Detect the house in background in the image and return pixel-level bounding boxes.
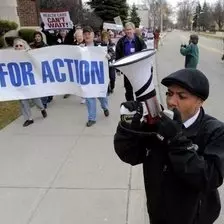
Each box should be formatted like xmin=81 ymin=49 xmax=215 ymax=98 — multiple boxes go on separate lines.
xmin=0 ymin=0 xmax=20 ymax=25
xmin=0 ymin=0 xmax=83 ymax=27
xmin=136 ymin=4 xmax=150 ymax=28
xmin=17 ymin=0 xmax=39 ymax=26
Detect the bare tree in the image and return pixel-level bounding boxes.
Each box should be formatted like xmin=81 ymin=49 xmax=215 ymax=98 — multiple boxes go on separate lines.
xmin=211 ymin=0 xmax=224 ymax=30
xmin=144 ymin=0 xmax=173 ymax=30
xmin=176 ymin=0 xmax=197 ymax=30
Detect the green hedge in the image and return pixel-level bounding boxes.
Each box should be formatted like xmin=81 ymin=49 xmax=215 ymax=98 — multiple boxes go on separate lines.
xmin=18 ymin=29 xmax=36 ymax=44
xmin=0 ymin=20 xmax=18 ymax=35
xmin=4 ymin=36 xmax=17 ymax=47
xmin=0 ymin=36 xmax=4 ymax=48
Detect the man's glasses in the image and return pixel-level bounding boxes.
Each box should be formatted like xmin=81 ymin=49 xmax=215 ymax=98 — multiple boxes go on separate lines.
xmin=15 ymin=44 xmax=23 ymax=48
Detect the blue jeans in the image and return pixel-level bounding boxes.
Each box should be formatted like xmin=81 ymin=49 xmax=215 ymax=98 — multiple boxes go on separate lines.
xmin=41 ymin=97 xmax=48 ymax=107
xmin=86 ymin=97 xmax=108 ymax=121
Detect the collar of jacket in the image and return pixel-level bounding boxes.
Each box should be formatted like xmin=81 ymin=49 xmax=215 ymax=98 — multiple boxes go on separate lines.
xmin=32 ymin=41 xmax=46 ymax=48
xmin=183 ymin=107 xmax=204 ymax=138
xmin=124 ymin=35 xmax=136 ymax=43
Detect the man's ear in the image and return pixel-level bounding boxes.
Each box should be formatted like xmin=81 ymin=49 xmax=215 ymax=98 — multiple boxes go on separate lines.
xmin=197 ymin=98 xmax=204 ymax=108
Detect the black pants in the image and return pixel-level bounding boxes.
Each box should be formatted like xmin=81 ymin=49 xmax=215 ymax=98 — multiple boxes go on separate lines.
xmin=109 ymin=67 xmax=116 ymax=90
xmin=124 ymin=76 xmax=134 ymax=101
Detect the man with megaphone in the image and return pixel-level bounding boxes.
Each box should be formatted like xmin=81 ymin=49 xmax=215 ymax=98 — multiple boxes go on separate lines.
xmin=114 ymin=68 xmax=224 ymax=224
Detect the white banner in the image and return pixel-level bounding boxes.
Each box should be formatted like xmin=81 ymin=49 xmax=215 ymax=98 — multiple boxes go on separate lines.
xmin=0 ymin=46 xmax=109 ymax=102
xmin=103 ymin=22 xmax=123 ymax=31
xmin=40 ymin=11 xmax=73 ymax=30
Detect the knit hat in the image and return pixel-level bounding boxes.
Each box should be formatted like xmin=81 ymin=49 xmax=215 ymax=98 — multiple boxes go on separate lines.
xmin=161 ymin=68 xmax=209 ymax=100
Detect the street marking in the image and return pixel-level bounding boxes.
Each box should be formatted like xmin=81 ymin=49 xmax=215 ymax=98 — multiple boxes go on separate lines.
xmin=180 ymin=35 xmax=223 ymax=54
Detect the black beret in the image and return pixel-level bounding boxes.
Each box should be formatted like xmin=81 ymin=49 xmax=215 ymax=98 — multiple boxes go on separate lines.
xmin=161 ymin=68 xmax=209 ymax=100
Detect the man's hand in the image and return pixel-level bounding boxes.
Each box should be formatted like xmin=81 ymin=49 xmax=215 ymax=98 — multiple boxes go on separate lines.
xmin=120 ymin=101 xmax=143 ymax=130
xmin=181 ymin=44 xmax=187 ymax=48
xmin=156 ymin=108 xmax=183 ymax=143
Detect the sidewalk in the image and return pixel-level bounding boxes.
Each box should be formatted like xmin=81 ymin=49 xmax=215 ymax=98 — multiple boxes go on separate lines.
xmin=0 ymin=74 xmax=150 ymax=223
xmin=197 ymin=31 xmax=224 ymax=40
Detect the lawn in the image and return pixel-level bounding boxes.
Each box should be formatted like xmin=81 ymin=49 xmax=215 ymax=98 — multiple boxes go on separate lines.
xmin=0 ymin=101 xmax=21 ymax=130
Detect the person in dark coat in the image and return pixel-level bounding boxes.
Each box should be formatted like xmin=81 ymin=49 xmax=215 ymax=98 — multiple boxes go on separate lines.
xmin=114 ymin=68 xmax=224 ymax=224
xmin=101 ymin=31 xmax=116 ymax=94
xmin=30 ymin=31 xmax=53 ymax=107
xmin=116 ymin=22 xmax=147 ymax=101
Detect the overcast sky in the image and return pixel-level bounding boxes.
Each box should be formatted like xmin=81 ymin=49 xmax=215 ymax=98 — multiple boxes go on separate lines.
xmin=128 ymin=0 xmax=217 ymax=7
xmin=82 ymin=0 xmax=217 ymax=7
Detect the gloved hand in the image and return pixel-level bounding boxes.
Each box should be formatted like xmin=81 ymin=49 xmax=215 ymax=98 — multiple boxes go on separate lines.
xmin=120 ymin=101 xmax=143 ymax=130
xmin=181 ymin=44 xmax=187 ymax=48
xmin=156 ymin=108 xmax=183 ymax=144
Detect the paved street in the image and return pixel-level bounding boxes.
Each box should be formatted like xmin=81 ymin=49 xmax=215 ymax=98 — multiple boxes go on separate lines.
xmin=0 ymin=29 xmax=223 ymax=224
xmin=156 ymin=30 xmax=224 ymax=224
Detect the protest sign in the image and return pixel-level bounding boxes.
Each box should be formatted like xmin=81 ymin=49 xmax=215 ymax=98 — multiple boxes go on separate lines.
xmin=103 ymin=22 xmax=123 ymax=31
xmin=40 ymin=11 xmax=73 ymax=30
xmin=114 ymin=16 xmax=123 ymax=29
xmin=0 ymin=46 xmax=109 ymax=101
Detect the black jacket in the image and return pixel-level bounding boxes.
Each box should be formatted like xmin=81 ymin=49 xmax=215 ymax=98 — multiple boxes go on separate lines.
xmin=115 ymin=35 xmax=147 ymax=60
xmin=30 ymin=41 xmax=47 ymax=49
xmin=114 ymin=108 xmax=224 ymax=224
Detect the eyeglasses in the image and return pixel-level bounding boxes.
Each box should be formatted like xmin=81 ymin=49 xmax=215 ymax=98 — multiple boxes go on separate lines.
xmin=15 ymin=44 xmax=23 ymax=48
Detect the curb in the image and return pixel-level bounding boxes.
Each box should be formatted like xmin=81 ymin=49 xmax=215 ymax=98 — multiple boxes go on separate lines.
xmin=198 ymin=33 xmax=224 ymax=40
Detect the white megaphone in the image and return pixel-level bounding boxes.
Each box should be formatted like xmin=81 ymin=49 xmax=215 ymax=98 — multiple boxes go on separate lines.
xmin=111 ymin=49 xmax=173 ymax=124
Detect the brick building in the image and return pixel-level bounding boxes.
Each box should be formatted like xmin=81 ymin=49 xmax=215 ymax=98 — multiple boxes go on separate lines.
xmin=0 ymin=0 xmax=83 ymax=27
xmin=17 ymin=0 xmax=39 ymax=26
xmin=0 ymin=0 xmax=20 ymax=25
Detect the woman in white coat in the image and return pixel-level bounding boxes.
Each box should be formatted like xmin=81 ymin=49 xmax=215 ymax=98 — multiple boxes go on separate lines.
xmin=13 ymin=38 xmax=47 ymax=127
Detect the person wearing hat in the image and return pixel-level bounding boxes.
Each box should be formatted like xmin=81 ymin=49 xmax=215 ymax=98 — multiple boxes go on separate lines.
xmin=114 ymin=68 xmax=224 ymax=224
xmin=180 ymin=34 xmax=199 ymax=69
xmin=82 ymin=26 xmax=110 ymax=127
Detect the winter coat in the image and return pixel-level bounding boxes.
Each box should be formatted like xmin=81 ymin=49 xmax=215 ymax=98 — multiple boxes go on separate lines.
xmin=180 ymin=43 xmax=199 ymax=69
xmin=30 ymin=41 xmax=47 ymax=49
xmin=115 ymin=35 xmax=147 ymax=60
xmin=114 ymin=108 xmax=224 ymax=224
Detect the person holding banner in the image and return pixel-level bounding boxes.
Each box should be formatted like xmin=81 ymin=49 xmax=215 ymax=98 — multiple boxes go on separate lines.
xmin=114 ymin=69 xmax=224 ymax=224
xmin=83 ymin=26 xmax=110 ymax=127
xmin=30 ymin=31 xmax=53 ymax=107
xmin=116 ymin=22 xmax=147 ymax=101
xmin=101 ymin=31 xmax=116 ymax=94
xmin=73 ymin=29 xmax=85 ymax=46
xmin=14 ymin=38 xmax=48 ymax=127
xmin=73 ymin=29 xmax=86 ymax=104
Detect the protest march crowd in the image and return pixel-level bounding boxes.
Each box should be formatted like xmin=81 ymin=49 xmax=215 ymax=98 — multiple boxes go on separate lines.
xmin=10 ymin=21 xmax=157 ymax=128
xmin=2 ymin=8 xmax=224 ymax=224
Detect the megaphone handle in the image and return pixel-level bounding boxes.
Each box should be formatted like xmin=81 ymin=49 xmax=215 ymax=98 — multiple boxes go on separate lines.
xmin=144 ymin=96 xmax=162 ymax=124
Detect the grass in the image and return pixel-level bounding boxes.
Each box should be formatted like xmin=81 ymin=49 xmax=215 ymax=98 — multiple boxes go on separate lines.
xmin=0 ymin=101 xmax=21 ymax=130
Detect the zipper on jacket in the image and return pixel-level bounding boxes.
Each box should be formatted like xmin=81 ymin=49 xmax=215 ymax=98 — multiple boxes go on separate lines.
xmin=194 ymin=199 xmax=202 ymax=224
